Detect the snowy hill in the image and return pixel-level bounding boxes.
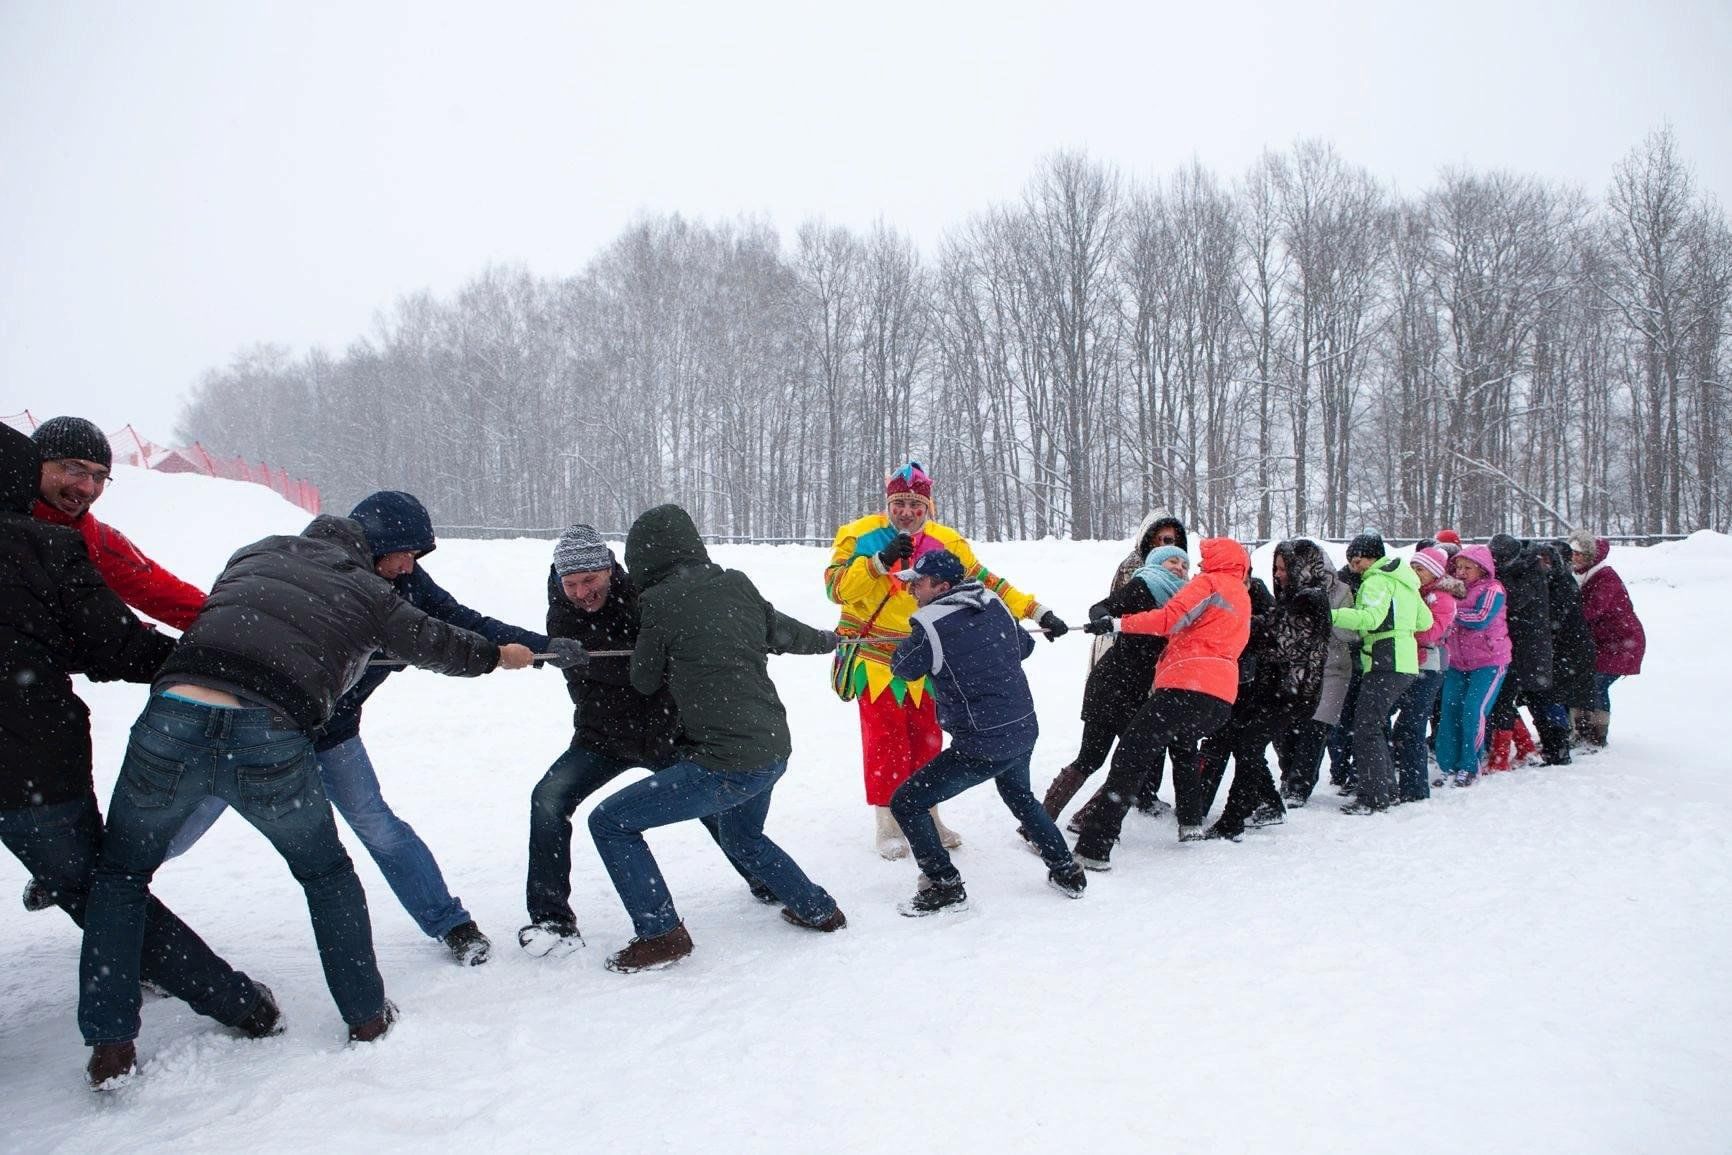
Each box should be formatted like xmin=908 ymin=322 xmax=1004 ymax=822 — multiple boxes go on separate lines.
xmin=4 ymin=472 xmax=1729 ymax=1154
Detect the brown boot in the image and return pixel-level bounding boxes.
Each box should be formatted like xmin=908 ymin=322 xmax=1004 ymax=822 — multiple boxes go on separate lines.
xmin=87 ymin=1041 xmax=137 ymax=1090
xmin=606 ymin=923 xmax=694 ymax=973
xmin=348 ymin=999 xmax=398 ymax=1044
xmin=781 ymin=906 xmax=848 ymax=932
xmin=1041 ymin=764 xmax=1089 ymax=820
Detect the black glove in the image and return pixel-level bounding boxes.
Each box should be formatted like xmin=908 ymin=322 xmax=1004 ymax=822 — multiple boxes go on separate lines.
xmin=1082 ymin=617 xmax=1116 ymax=636
xmin=1087 ymin=602 xmax=1112 ymax=625
xmin=1038 ymin=610 xmax=1069 ymax=641
xmin=543 ymin=638 xmax=590 ymax=671
xmin=877 ymin=533 xmax=915 ymax=567
xmin=819 ymin=630 xmax=842 ymax=653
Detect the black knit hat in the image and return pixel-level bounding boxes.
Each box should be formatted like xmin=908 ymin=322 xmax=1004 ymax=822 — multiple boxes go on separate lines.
xmin=1346 ymin=531 xmax=1386 ymax=561
xmin=32 ymin=416 xmax=112 ymax=469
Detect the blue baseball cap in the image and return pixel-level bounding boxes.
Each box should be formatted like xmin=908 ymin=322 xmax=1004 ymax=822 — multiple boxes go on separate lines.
xmin=894 ymin=548 xmax=966 ymax=586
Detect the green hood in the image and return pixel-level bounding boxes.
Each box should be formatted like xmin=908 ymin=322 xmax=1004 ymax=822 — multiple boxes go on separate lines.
xmin=624 ymin=504 xmax=710 ymax=590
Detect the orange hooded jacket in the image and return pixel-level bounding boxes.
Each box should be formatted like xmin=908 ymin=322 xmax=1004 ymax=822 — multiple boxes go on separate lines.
xmin=1119 ymin=537 xmax=1251 ymax=704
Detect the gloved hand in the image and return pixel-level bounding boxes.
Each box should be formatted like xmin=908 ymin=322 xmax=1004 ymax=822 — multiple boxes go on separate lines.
xmin=1087 ymin=602 xmax=1112 ymax=626
xmin=1038 ymin=610 xmax=1069 ymax=641
xmin=819 ymin=630 xmax=843 ymax=653
xmin=543 ymin=638 xmax=590 ymax=671
xmin=1082 ymin=616 xmax=1116 ymax=636
xmin=877 ymin=533 xmax=915 ymax=567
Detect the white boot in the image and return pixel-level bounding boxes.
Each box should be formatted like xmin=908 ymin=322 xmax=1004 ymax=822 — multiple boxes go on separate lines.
xmin=874 ymin=806 xmax=909 ymax=860
xmin=931 ymin=805 xmax=963 ymax=850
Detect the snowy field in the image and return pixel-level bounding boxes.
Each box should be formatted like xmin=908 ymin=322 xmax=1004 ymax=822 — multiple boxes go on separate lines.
xmin=4 ymin=468 xmax=1730 ymax=1154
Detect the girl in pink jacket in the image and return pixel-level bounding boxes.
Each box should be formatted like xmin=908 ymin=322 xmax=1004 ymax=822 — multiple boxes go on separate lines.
xmin=1436 ymin=545 xmax=1509 ymax=787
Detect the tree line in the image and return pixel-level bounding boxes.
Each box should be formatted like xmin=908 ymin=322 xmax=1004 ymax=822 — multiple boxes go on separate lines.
xmin=177 ymin=127 xmax=1730 ymax=542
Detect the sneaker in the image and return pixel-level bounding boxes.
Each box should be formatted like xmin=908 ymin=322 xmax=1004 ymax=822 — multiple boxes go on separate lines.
xmin=1452 ymin=771 xmax=1477 ymax=788
xmin=22 ymin=877 xmax=54 ymax=912
xmin=897 ymin=874 xmax=968 ymax=917
xmin=1177 ymin=824 xmax=1205 ymax=842
xmin=747 ymin=879 xmax=781 ymax=905
xmin=234 ymin=981 xmax=284 ymax=1039
xmin=781 ymin=906 xmax=848 ymax=932
xmin=348 ymin=999 xmax=398 ymax=1044
xmin=442 ymin=920 xmax=492 ymax=967
xmin=86 ymin=1041 xmax=137 ymax=1090
xmin=518 ymin=919 xmax=584 ymax=958
xmin=1203 ymin=823 xmax=1243 ymax=842
xmin=606 ymin=923 xmax=694 ymax=973
xmin=1047 ymin=862 xmax=1087 ymax=898
xmin=1339 ymin=800 xmax=1387 ymax=816
xmin=1280 ymin=791 xmax=1309 ymax=810
xmin=1247 ymin=803 xmax=1286 ymax=828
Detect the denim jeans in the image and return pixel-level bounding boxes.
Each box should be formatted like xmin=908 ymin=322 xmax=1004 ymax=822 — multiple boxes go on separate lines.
xmin=80 ymin=695 xmax=385 ymax=1044
xmin=1391 ymin=669 xmax=1444 ymax=801
xmin=890 ymin=748 xmax=1071 ymax=882
xmin=588 ymin=759 xmax=836 ymax=939
xmin=528 ymin=744 xmax=763 ymax=926
xmin=167 ymin=735 xmax=470 ymax=939
xmin=1 ymin=794 xmax=260 ymax=1030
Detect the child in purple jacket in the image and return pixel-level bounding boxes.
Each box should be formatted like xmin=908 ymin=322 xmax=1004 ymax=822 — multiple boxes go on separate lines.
xmin=1436 ymin=545 xmax=1511 ymax=787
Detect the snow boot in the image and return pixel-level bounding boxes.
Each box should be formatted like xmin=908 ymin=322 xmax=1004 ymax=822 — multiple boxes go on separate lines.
xmin=86 ymin=1041 xmax=136 ymax=1090
xmin=22 ymin=877 xmax=54 ymax=912
xmin=348 ymin=999 xmax=398 ymax=1043
xmin=1041 ymin=763 xmax=1089 ymax=820
xmin=1452 ymin=771 xmax=1477 ymax=788
xmin=606 ymin=923 xmax=694 ymax=973
xmin=234 ymin=982 xmax=285 ymax=1039
xmin=1510 ymin=718 xmax=1539 ymax=766
xmin=442 ymin=920 xmax=491 ymax=966
xmin=747 ymin=879 xmax=781 ymax=905
xmin=1066 ymin=792 xmax=1106 ymax=835
xmin=1340 ymin=800 xmax=1387 ymax=816
xmin=1177 ymin=824 xmax=1206 ymax=843
xmin=1047 ymin=861 xmax=1087 ymax=898
xmin=1587 ymin=710 xmax=1611 ymax=748
xmin=874 ymin=806 xmax=909 ymax=860
xmin=1280 ymin=789 xmax=1309 ymax=809
xmin=1248 ymin=802 xmax=1286 ymax=828
xmin=1485 ymin=730 xmax=1514 ymax=773
xmin=898 ymin=874 xmax=968 ymax=917
xmin=1202 ymin=823 xmax=1243 ymax=842
xmin=931 ymin=806 xmax=963 ymax=851
xmin=781 ymin=905 xmax=848 ymax=932
xmin=518 ymin=919 xmax=584 ymax=958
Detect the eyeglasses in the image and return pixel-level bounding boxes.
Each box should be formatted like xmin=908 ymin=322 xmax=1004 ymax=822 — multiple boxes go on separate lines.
xmin=1153 ymin=533 xmax=1179 ymax=545
xmin=53 ymin=461 xmax=112 ymax=486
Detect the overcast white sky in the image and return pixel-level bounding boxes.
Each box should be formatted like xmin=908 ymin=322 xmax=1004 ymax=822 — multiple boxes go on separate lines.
xmin=3 ymin=0 xmax=1728 ymax=441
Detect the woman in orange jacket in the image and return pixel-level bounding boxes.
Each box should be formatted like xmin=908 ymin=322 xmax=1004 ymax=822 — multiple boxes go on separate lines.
xmin=1073 ymin=538 xmax=1253 ymax=865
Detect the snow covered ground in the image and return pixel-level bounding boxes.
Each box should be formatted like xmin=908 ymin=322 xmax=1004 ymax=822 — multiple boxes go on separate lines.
xmin=4 ymin=468 xmax=1730 ymax=1154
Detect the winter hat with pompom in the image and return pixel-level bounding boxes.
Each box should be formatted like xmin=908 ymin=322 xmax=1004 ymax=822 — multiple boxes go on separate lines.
xmin=885 ymin=461 xmax=934 ymax=509
xmin=1410 ymin=547 xmax=1448 ymax=580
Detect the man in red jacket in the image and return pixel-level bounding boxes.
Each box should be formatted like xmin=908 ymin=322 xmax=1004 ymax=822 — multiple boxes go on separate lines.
xmin=31 ymin=416 xmax=205 ymax=631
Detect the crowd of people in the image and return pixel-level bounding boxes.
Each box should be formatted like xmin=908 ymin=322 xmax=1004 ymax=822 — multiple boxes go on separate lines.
xmin=1 ymin=423 xmax=1649 ymax=1091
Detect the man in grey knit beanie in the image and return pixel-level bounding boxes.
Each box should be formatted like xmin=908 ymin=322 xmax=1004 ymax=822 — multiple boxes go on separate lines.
xmin=554 ymin=524 xmax=612 ymax=578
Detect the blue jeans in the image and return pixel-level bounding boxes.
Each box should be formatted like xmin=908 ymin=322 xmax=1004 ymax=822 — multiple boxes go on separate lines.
xmin=1391 ymin=669 xmax=1444 ymax=801
xmin=588 ymin=759 xmax=836 ymax=939
xmin=890 ymin=748 xmax=1071 ymax=882
xmin=167 ymin=735 xmax=470 ymax=939
xmin=1 ymin=794 xmax=261 ymax=1030
xmin=528 ymin=744 xmax=762 ymax=926
xmin=1594 ymin=673 xmax=1621 ymax=712
xmin=1438 ymin=666 xmax=1506 ymax=774
xmin=80 ymin=695 xmax=385 ymax=1043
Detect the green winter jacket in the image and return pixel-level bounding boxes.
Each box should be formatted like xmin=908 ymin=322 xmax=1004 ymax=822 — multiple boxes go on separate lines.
xmin=1331 ymin=556 xmax=1434 ymax=675
xmin=625 ymin=504 xmax=835 ymax=772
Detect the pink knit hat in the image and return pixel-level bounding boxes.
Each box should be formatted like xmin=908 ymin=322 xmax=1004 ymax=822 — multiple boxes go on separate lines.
xmin=1410 ymin=547 xmax=1448 ymax=580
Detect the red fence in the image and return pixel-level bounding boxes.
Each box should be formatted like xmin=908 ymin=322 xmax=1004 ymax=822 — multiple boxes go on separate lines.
xmin=2 ymin=411 xmax=320 ymax=515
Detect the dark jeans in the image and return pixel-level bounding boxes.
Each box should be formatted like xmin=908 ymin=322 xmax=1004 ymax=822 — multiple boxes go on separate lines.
xmin=1073 ymin=690 xmax=1231 ymax=860
xmin=588 ymin=759 xmax=837 ymax=939
xmin=1391 ymin=669 xmax=1445 ymax=801
xmin=1197 ymin=701 xmax=1302 ymax=834
xmin=1 ymin=794 xmax=260 ymax=1030
xmin=527 ymin=743 xmax=760 ymax=926
xmin=1352 ymin=670 xmax=1415 ymax=808
xmin=1328 ymin=670 xmax=1363 ymax=785
xmin=890 ymin=748 xmax=1072 ymax=882
xmin=80 ymin=695 xmax=385 ymax=1044
xmin=1276 ymin=718 xmax=1331 ymax=803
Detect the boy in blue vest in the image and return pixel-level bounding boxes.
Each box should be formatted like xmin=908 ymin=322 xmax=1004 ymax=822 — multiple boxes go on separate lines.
xmin=887 ymin=549 xmax=1085 ymax=915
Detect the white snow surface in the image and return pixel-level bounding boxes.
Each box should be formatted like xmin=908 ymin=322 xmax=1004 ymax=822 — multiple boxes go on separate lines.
xmin=4 ymin=470 xmax=1729 ymax=1153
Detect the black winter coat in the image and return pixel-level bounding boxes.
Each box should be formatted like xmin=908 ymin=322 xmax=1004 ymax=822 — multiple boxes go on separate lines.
xmin=1263 ymin=544 xmax=1335 ymax=714
xmin=157 ymin=516 xmax=501 ymax=733
xmin=546 ymin=561 xmax=678 ymax=766
xmin=625 ymin=505 xmax=834 ymax=772
xmin=1080 ymin=578 xmax=1165 ymax=729
xmin=0 ymin=425 xmax=176 ymax=810
xmin=1489 ymin=534 xmax=1554 ymax=694
xmin=1538 ymin=542 xmax=1598 ymax=709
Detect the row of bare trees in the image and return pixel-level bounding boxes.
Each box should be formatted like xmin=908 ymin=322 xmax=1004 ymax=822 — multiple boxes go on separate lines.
xmin=179 ymin=128 xmax=1730 ymax=541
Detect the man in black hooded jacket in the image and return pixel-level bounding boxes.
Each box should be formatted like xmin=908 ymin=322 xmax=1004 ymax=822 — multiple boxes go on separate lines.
xmin=0 ymin=424 xmax=280 ymax=1079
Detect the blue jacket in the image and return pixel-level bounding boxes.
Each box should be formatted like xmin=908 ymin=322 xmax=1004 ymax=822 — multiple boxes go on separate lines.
xmin=318 ymin=491 xmax=549 ymax=750
xmin=891 ymin=582 xmax=1037 ymax=761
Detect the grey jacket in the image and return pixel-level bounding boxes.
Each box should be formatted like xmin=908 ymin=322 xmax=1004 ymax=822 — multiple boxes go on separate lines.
xmin=156 ymin=515 xmax=499 ymax=732
xmin=1313 ymin=571 xmax=1358 ymax=726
